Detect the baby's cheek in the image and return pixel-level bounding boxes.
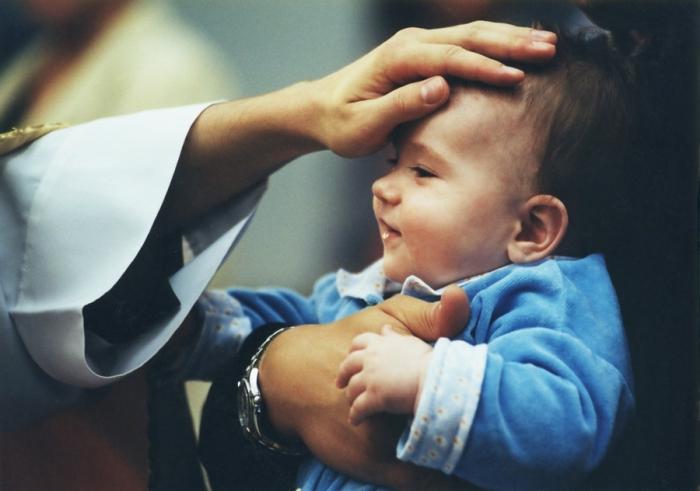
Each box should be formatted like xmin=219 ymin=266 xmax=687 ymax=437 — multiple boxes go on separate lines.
xmin=406 ymin=221 xmax=468 ymax=282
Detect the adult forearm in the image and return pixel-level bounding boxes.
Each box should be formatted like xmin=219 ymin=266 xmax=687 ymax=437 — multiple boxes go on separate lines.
xmin=259 ymin=286 xmax=470 ymax=438
xmin=257 ymin=290 xmax=473 ymax=489
xmin=258 ymin=324 xmax=412 ymax=488
xmin=161 ymin=82 xmax=323 ymax=230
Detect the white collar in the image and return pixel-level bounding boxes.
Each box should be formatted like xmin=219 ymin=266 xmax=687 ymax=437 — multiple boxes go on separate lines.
xmin=336 ymin=256 xmax=577 ymax=302
xmin=335 ymin=259 xmax=482 ymax=301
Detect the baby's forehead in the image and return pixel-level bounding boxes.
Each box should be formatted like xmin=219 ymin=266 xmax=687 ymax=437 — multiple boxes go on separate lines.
xmin=449 ymin=82 xmax=530 ymax=125
xmin=409 ymin=83 xmax=540 ymax=189
xmin=394 ymin=85 xmax=525 ymax=143
xmin=449 ymin=84 xmax=535 ymax=155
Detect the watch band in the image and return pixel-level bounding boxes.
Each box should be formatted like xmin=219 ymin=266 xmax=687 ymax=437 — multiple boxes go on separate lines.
xmin=198 ymin=323 xmax=302 ymax=491
xmin=237 ymin=327 xmax=306 ymax=456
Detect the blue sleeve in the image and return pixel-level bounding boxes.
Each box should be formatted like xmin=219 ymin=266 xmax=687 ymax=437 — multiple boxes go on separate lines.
xmin=398 ymin=262 xmax=634 ymax=490
xmin=225 ymin=286 xmax=319 ymax=329
xmin=399 ymin=330 xmax=634 ymax=490
xmin=183 ymin=274 xmax=338 ymax=381
xmin=478 ymin=329 xmax=632 ymax=489
xmin=224 ymin=272 xmax=341 ymax=329
xmin=182 ymin=286 xmax=320 ymax=381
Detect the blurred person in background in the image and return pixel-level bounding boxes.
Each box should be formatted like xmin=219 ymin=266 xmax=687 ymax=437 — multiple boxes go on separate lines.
xmin=0 ymin=0 xmax=235 ymax=129
xmin=0 ymin=2 xmax=35 ymax=68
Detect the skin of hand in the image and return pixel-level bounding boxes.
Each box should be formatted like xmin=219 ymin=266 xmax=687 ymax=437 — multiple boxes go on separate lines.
xmin=311 ymin=21 xmax=557 ymax=158
xmin=161 ymin=21 xmax=556 ymax=231
xmin=336 ymin=325 xmax=434 ymax=425
xmin=258 ymin=286 xmax=473 ymax=490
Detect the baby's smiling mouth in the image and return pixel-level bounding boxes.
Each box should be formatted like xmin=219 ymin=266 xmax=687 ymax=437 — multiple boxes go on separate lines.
xmin=378 ymin=218 xmax=401 ymax=240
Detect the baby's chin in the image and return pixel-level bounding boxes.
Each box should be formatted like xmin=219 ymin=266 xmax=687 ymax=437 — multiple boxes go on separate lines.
xmin=383 ymin=266 xmax=409 ymax=286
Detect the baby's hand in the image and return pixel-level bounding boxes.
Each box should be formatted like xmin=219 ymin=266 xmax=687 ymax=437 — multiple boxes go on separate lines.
xmin=336 ymin=325 xmax=433 ymax=425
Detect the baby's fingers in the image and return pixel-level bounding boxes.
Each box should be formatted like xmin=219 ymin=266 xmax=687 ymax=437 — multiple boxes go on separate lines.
xmin=348 ymin=332 xmax=380 ymax=353
xmin=336 ymin=350 xmax=366 ymax=388
xmin=348 ymin=392 xmax=382 ymax=426
xmin=344 ymin=372 xmax=367 ymax=406
xmin=380 ymin=324 xmax=403 ymax=337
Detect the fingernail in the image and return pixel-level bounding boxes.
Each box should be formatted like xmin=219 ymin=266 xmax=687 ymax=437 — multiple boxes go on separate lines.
xmin=532 ymin=41 xmax=556 ymax=52
xmin=421 ymin=77 xmax=444 ymax=104
xmin=500 ymin=66 xmax=524 ymax=78
xmin=531 ymin=30 xmax=557 ymax=42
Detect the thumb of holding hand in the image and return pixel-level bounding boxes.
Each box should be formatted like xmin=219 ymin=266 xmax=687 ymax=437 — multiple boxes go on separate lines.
xmin=429 ymin=285 xmax=471 ymax=339
xmin=364 ymin=76 xmax=449 ymax=132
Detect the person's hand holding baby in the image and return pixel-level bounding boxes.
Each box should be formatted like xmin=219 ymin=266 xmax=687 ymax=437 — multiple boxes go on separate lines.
xmin=337 ymin=285 xmax=468 ymax=424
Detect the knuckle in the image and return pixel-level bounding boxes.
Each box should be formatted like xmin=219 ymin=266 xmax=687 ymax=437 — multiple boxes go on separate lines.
xmin=509 ymin=37 xmax=529 ymax=56
xmin=464 ymin=20 xmax=485 ymax=36
xmin=441 ymin=44 xmax=464 ymax=71
xmin=462 ymin=23 xmax=477 ymax=40
xmin=395 ymin=26 xmax=423 ymax=41
xmin=444 ymin=44 xmax=464 ymax=60
xmin=382 ymin=34 xmax=413 ymax=65
xmin=392 ymin=90 xmax=410 ymax=114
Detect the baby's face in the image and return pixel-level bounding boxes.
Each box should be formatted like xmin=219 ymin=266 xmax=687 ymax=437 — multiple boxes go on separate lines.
xmin=372 ymin=86 xmax=538 ymax=288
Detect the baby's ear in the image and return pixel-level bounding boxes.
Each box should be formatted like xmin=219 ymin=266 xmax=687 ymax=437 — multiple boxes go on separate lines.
xmin=507 ymin=195 xmax=568 ymax=264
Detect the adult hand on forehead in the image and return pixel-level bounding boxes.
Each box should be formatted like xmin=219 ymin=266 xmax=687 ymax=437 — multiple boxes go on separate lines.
xmin=170 ymin=22 xmax=555 ymax=230
xmin=314 ymin=21 xmax=557 ymax=157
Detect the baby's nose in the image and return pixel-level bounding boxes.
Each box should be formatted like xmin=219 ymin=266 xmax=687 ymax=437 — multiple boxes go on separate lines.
xmin=372 ymin=175 xmax=400 ymax=204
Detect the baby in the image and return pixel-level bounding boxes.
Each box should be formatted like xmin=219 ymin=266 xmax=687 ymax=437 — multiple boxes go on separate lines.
xmin=334 ymin=54 xmax=634 ymax=491
xmin=200 ymin=29 xmax=636 ymax=490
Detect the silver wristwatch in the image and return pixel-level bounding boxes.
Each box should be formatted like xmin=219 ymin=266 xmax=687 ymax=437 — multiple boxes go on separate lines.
xmin=237 ymin=327 xmax=305 ymax=456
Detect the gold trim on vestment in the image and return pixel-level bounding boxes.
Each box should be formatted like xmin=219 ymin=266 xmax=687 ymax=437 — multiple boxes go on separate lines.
xmin=0 ymin=123 xmax=69 ymax=156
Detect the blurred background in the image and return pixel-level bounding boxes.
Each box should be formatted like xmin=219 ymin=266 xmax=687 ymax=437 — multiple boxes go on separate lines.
xmin=172 ymin=0 xmax=389 ymax=293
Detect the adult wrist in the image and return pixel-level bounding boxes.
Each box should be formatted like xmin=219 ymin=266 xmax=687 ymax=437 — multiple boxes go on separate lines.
xmin=198 ymin=324 xmax=304 ymax=491
xmin=237 ymin=326 xmax=306 ymax=456
xmin=267 ymin=81 xmax=327 ymax=157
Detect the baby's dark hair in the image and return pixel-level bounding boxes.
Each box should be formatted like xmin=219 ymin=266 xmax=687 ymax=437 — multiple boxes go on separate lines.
xmin=522 ymin=26 xmax=639 ymax=256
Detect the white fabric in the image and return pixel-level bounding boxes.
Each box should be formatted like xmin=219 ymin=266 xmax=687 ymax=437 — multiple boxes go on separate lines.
xmin=334 ymin=259 xmax=480 ymax=301
xmin=1 ymin=104 xmax=263 ymax=389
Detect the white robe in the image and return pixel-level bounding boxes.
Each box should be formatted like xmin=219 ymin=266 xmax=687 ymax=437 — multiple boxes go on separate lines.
xmin=0 ymin=103 xmax=262 ymax=429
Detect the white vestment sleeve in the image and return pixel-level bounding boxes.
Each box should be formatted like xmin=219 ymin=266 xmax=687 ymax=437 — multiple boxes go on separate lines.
xmin=1 ymin=104 xmax=264 ymax=389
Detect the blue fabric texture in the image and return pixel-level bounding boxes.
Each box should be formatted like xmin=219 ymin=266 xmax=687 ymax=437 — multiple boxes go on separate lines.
xmin=196 ymin=254 xmax=634 ymax=490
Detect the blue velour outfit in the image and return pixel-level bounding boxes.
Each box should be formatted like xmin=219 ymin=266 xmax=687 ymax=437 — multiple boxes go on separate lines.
xmin=195 ymin=254 xmax=634 ymax=490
